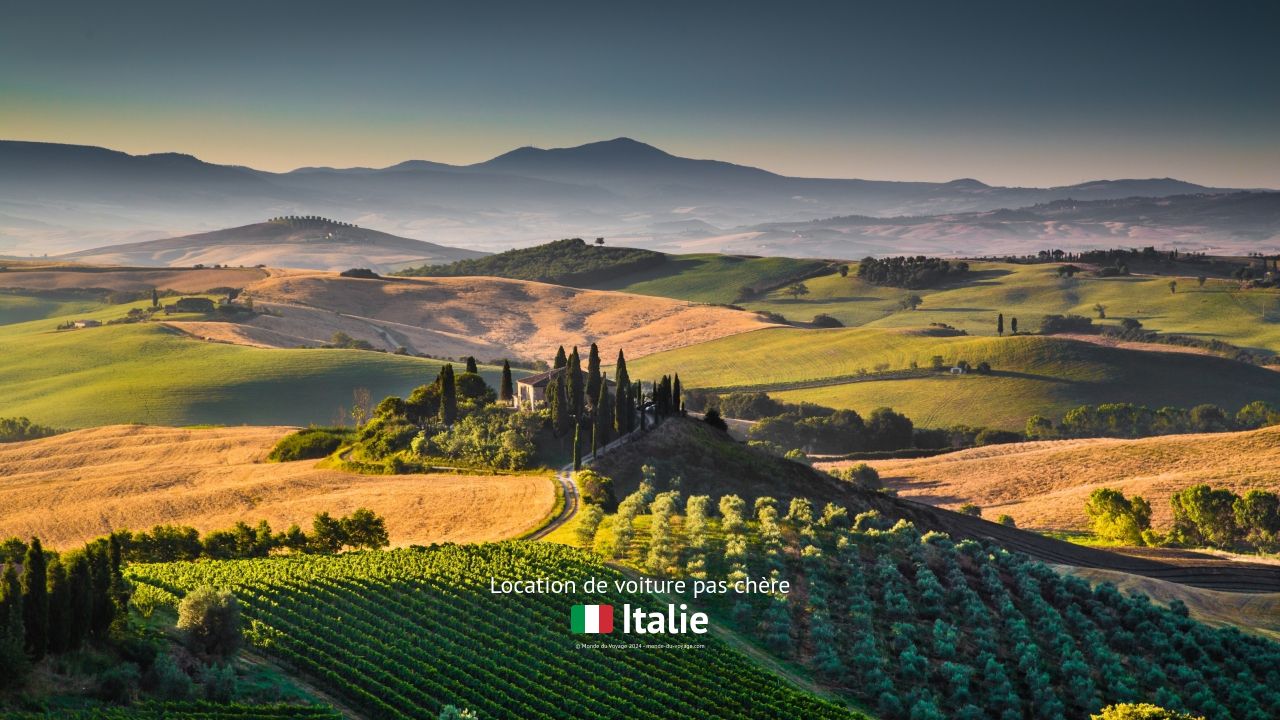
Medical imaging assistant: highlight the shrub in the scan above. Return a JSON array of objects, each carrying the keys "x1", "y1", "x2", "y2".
[
  {"x1": 1091, "y1": 704, "x2": 1204, "y2": 720},
  {"x1": 811, "y1": 313, "x2": 843, "y2": 328},
  {"x1": 702, "y1": 408, "x2": 729, "y2": 432},
  {"x1": 96, "y1": 662, "x2": 141, "y2": 703},
  {"x1": 146, "y1": 652, "x2": 193, "y2": 700},
  {"x1": 1039, "y1": 314, "x2": 1094, "y2": 334},
  {"x1": 199, "y1": 662, "x2": 238, "y2": 703},
  {"x1": 575, "y1": 470, "x2": 616, "y2": 510},
  {"x1": 957, "y1": 504, "x2": 982, "y2": 517},
  {"x1": 267, "y1": 427, "x2": 352, "y2": 462},
  {"x1": 839, "y1": 463, "x2": 882, "y2": 491},
  {"x1": 996, "y1": 514, "x2": 1016, "y2": 527},
  {"x1": 974, "y1": 428, "x2": 1022, "y2": 446},
  {"x1": 177, "y1": 586, "x2": 242, "y2": 659},
  {"x1": 1085, "y1": 488, "x2": 1152, "y2": 545}
]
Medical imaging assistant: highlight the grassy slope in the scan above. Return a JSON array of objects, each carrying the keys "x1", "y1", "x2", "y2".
[
  {"x1": 631, "y1": 328, "x2": 1280, "y2": 429},
  {"x1": 586, "y1": 253, "x2": 828, "y2": 304},
  {"x1": 0, "y1": 306, "x2": 501, "y2": 427},
  {"x1": 0, "y1": 294, "x2": 106, "y2": 324},
  {"x1": 746, "y1": 262, "x2": 1280, "y2": 352}
]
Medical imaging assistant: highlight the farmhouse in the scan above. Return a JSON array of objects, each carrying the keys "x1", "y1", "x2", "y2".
[
  {"x1": 514, "y1": 367, "x2": 615, "y2": 410},
  {"x1": 72, "y1": 319, "x2": 101, "y2": 328},
  {"x1": 167, "y1": 297, "x2": 216, "y2": 313}
]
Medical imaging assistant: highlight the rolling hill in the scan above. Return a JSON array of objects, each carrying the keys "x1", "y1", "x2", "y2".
[
  {"x1": 0, "y1": 425, "x2": 555, "y2": 548},
  {"x1": 60, "y1": 217, "x2": 486, "y2": 272},
  {"x1": 402, "y1": 237, "x2": 832, "y2": 305},
  {"x1": 630, "y1": 327, "x2": 1280, "y2": 429},
  {"x1": 0, "y1": 309, "x2": 496, "y2": 427},
  {"x1": 819, "y1": 424, "x2": 1280, "y2": 532},
  {"x1": 175, "y1": 270, "x2": 778, "y2": 363}
]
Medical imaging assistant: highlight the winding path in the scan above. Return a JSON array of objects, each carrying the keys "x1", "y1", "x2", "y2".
[{"x1": 525, "y1": 465, "x2": 578, "y2": 540}]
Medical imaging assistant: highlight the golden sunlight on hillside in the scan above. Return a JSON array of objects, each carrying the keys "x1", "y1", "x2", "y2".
[
  {"x1": 818, "y1": 426, "x2": 1280, "y2": 531},
  {"x1": 0, "y1": 425, "x2": 554, "y2": 548}
]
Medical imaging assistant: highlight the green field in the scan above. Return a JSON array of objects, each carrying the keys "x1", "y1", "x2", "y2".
[
  {"x1": 0, "y1": 293, "x2": 108, "y2": 325},
  {"x1": 587, "y1": 253, "x2": 829, "y2": 304},
  {"x1": 0, "y1": 310, "x2": 508, "y2": 428},
  {"x1": 127, "y1": 544, "x2": 862, "y2": 720},
  {"x1": 743, "y1": 262, "x2": 1280, "y2": 352},
  {"x1": 631, "y1": 328, "x2": 1280, "y2": 429}
]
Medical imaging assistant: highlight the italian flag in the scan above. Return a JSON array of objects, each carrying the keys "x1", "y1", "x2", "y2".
[{"x1": 571, "y1": 604, "x2": 614, "y2": 634}]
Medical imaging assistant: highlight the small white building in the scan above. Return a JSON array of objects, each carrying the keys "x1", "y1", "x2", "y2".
[{"x1": 73, "y1": 319, "x2": 102, "y2": 329}]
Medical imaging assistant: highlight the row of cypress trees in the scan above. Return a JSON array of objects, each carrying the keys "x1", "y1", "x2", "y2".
[
  {"x1": 544, "y1": 344, "x2": 651, "y2": 468},
  {"x1": 0, "y1": 535, "x2": 128, "y2": 685}
]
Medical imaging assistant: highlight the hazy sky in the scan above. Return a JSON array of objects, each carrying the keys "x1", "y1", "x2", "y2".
[{"x1": 2, "y1": 0, "x2": 1277, "y2": 187}]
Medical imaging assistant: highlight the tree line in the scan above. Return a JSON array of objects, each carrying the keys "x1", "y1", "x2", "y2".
[
  {"x1": 0, "y1": 535, "x2": 128, "y2": 686},
  {"x1": 856, "y1": 256, "x2": 970, "y2": 289},
  {"x1": 1027, "y1": 400, "x2": 1280, "y2": 440},
  {"x1": 1086, "y1": 485, "x2": 1280, "y2": 551}
]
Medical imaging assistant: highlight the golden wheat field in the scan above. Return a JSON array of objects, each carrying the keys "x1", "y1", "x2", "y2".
[
  {"x1": 0, "y1": 425, "x2": 555, "y2": 549},
  {"x1": 170, "y1": 270, "x2": 775, "y2": 362},
  {"x1": 817, "y1": 425, "x2": 1280, "y2": 531}
]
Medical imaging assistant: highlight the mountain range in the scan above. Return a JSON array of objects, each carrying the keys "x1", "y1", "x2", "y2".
[{"x1": 1, "y1": 137, "x2": 1274, "y2": 259}]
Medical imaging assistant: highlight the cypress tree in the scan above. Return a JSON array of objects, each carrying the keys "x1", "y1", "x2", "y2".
[
  {"x1": 594, "y1": 373, "x2": 612, "y2": 453},
  {"x1": 87, "y1": 543, "x2": 113, "y2": 639},
  {"x1": 673, "y1": 374, "x2": 682, "y2": 415},
  {"x1": 614, "y1": 350, "x2": 631, "y2": 435},
  {"x1": 567, "y1": 347, "x2": 585, "y2": 419},
  {"x1": 640, "y1": 379, "x2": 650, "y2": 427},
  {"x1": 1011, "y1": 317, "x2": 1018, "y2": 334},
  {"x1": 21, "y1": 538, "x2": 48, "y2": 660},
  {"x1": 499, "y1": 360, "x2": 514, "y2": 404},
  {"x1": 548, "y1": 374, "x2": 571, "y2": 436},
  {"x1": 438, "y1": 364, "x2": 457, "y2": 425},
  {"x1": 107, "y1": 534, "x2": 129, "y2": 624},
  {"x1": 151, "y1": 288, "x2": 159, "y2": 308},
  {"x1": 572, "y1": 420, "x2": 582, "y2": 471},
  {"x1": 0, "y1": 565, "x2": 26, "y2": 682},
  {"x1": 586, "y1": 343, "x2": 602, "y2": 410},
  {"x1": 997, "y1": 313, "x2": 1004, "y2": 336},
  {"x1": 45, "y1": 558, "x2": 70, "y2": 655},
  {"x1": 553, "y1": 346, "x2": 567, "y2": 369},
  {"x1": 66, "y1": 552, "x2": 91, "y2": 649},
  {"x1": 465, "y1": 356, "x2": 478, "y2": 374}
]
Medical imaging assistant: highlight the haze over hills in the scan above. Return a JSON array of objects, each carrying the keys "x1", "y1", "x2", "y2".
[
  {"x1": 1, "y1": 137, "x2": 1269, "y2": 259},
  {"x1": 59, "y1": 217, "x2": 486, "y2": 272},
  {"x1": 712, "y1": 191, "x2": 1280, "y2": 257}
]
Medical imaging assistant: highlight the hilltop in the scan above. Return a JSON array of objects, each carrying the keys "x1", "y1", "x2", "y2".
[
  {"x1": 823, "y1": 424, "x2": 1280, "y2": 531},
  {"x1": 59, "y1": 217, "x2": 486, "y2": 272},
  {"x1": 0, "y1": 425, "x2": 554, "y2": 548},
  {"x1": 401, "y1": 237, "x2": 832, "y2": 304}
]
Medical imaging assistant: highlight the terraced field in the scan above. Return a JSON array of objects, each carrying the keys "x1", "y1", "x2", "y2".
[{"x1": 631, "y1": 328, "x2": 1280, "y2": 429}]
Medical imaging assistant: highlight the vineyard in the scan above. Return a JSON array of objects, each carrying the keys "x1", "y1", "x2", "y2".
[
  {"x1": 5, "y1": 703, "x2": 342, "y2": 719},
  {"x1": 125, "y1": 544, "x2": 865, "y2": 720},
  {"x1": 587, "y1": 482, "x2": 1280, "y2": 720}
]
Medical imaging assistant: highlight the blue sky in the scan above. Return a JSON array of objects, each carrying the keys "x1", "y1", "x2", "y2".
[{"x1": 2, "y1": 0, "x2": 1276, "y2": 186}]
